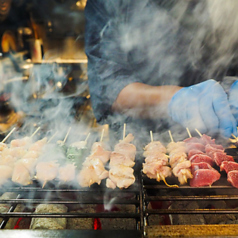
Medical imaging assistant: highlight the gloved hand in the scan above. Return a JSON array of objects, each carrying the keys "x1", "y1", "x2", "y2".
[
  {"x1": 168, "y1": 79, "x2": 237, "y2": 138},
  {"x1": 229, "y1": 80, "x2": 238, "y2": 124}
]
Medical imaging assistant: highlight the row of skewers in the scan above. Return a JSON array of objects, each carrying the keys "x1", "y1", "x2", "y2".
[
  {"x1": 142, "y1": 128, "x2": 238, "y2": 188},
  {"x1": 0, "y1": 124, "x2": 137, "y2": 190}
]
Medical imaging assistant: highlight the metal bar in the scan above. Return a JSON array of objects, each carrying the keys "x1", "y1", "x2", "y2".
[
  {"x1": 0, "y1": 212, "x2": 140, "y2": 219},
  {"x1": 140, "y1": 176, "x2": 146, "y2": 238},
  {"x1": 0, "y1": 194, "x2": 21, "y2": 229},
  {"x1": 0, "y1": 199, "x2": 139, "y2": 205},
  {"x1": 1, "y1": 188, "x2": 140, "y2": 193},
  {"x1": 145, "y1": 195, "x2": 238, "y2": 201},
  {"x1": 143, "y1": 185, "x2": 234, "y2": 189},
  {"x1": 145, "y1": 209, "x2": 238, "y2": 215}
]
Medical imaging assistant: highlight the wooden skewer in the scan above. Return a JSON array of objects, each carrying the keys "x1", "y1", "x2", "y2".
[
  {"x1": 186, "y1": 127, "x2": 192, "y2": 138},
  {"x1": 195, "y1": 128, "x2": 202, "y2": 137},
  {"x1": 123, "y1": 123, "x2": 126, "y2": 140},
  {"x1": 231, "y1": 134, "x2": 238, "y2": 141},
  {"x1": 31, "y1": 127, "x2": 41, "y2": 138},
  {"x1": 42, "y1": 180, "x2": 47, "y2": 188},
  {"x1": 168, "y1": 130, "x2": 174, "y2": 143},
  {"x1": 85, "y1": 132, "x2": 91, "y2": 143},
  {"x1": 150, "y1": 131, "x2": 154, "y2": 142},
  {"x1": 63, "y1": 127, "x2": 71, "y2": 144},
  {"x1": 1, "y1": 127, "x2": 16, "y2": 143},
  {"x1": 100, "y1": 129, "x2": 104, "y2": 142},
  {"x1": 47, "y1": 131, "x2": 58, "y2": 144}
]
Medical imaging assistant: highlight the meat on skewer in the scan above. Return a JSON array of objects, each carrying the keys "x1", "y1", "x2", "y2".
[
  {"x1": 106, "y1": 133, "x2": 136, "y2": 189},
  {"x1": 143, "y1": 131, "x2": 177, "y2": 187},
  {"x1": 167, "y1": 138, "x2": 193, "y2": 185}
]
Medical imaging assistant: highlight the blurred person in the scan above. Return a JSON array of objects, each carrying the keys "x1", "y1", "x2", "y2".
[{"x1": 85, "y1": 0, "x2": 238, "y2": 139}]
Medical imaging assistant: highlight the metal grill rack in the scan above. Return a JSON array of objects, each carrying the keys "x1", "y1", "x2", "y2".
[
  {"x1": 141, "y1": 172, "x2": 238, "y2": 237},
  {"x1": 0, "y1": 180, "x2": 143, "y2": 238}
]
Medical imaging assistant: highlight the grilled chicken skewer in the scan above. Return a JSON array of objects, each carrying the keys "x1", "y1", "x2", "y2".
[
  {"x1": 143, "y1": 131, "x2": 177, "y2": 187},
  {"x1": 77, "y1": 130, "x2": 110, "y2": 187},
  {"x1": 167, "y1": 130, "x2": 193, "y2": 185},
  {"x1": 106, "y1": 124, "x2": 136, "y2": 189}
]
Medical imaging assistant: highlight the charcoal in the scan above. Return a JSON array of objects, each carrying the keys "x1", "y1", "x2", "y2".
[{"x1": 169, "y1": 201, "x2": 205, "y2": 225}]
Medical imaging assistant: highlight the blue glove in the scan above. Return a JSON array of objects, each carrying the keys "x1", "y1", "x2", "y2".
[
  {"x1": 229, "y1": 80, "x2": 238, "y2": 123},
  {"x1": 168, "y1": 79, "x2": 237, "y2": 138}
]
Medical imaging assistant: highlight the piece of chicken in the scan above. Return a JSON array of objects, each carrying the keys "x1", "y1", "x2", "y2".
[
  {"x1": 144, "y1": 141, "x2": 167, "y2": 154},
  {"x1": 58, "y1": 164, "x2": 76, "y2": 182},
  {"x1": 29, "y1": 137, "x2": 47, "y2": 152},
  {"x1": 1, "y1": 147, "x2": 27, "y2": 160},
  {"x1": 77, "y1": 157, "x2": 109, "y2": 187},
  {"x1": 114, "y1": 143, "x2": 136, "y2": 161},
  {"x1": 12, "y1": 163, "x2": 31, "y2": 186},
  {"x1": 0, "y1": 165, "x2": 13, "y2": 185},
  {"x1": 143, "y1": 160, "x2": 172, "y2": 180},
  {"x1": 108, "y1": 165, "x2": 135, "y2": 189},
  {"x1": 169, "y1": 152, "x2": 187, "y2": 168},
  {"x1": 109, "y1": 152, "x2": 135, "y2": 168},
  {"x1": 89, "y1": 144, "x2": 111, "y2": 164},
  {"x1": 0, "y1": 142, "x2": 7, "y2": 151},
  {"x1": 144, "y1": 153, "x2": 169, "y2": 165},
  {"x1": 0, "y1": 154, "x2": 17, "y2": 167},
  {"x1": 167, "y1": 141, "x2": 185, "y2": 153},
  {"x1": 16, "y1": 158, "x2": 38, "y2": 175},
  {"x1": 10, "y1": 137, "x2": 32, "y2": 148},
  {"x1": 35, "y1": 161, "x2": 59, "y2": 182},
  {"x1": 172, "y1": 160, "x2": 193, "y2": 185}
]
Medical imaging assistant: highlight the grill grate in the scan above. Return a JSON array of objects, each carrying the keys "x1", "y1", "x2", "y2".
[{"x1": 0, "y1": 180, "x2": 143, "y2": 235}]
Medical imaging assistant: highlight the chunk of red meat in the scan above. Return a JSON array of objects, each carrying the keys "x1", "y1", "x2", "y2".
[
  {"x1": 189, "y1": 154, "x2": 214, "y2": 166},
  {"x1": 184, "y1": 137, "x2": 201, "y2": 144},
  {"x1": 186, "y1": 143, "x2": 205, "y2": 152},
  {"x1": 213, "y1": 152, "x2": 234, "y2": 166},
  {"x1": 208, "y1": 144, "x2": 224, "y2": 150},
  {"x1": 190, "y1": 169, "x2": 220, "y2": 187},
  {"x1": 188, "y1": 150, "x2": 204, "y2": 159},
  {"x1": 191, "y1": 162, "x2": 215, "y2": 173},
  {"x1": 205, "y1": 144, "x2": 224, "y2": 159},
  {"x1": 220, "y1": 161, "x2": 238, "y2": 173},
  {"x1": 227, "y1": 171, "x2": 238, "y2": 188},
  {"x1": 200, "y1": 134, "x2": 216, "y2": 145}
]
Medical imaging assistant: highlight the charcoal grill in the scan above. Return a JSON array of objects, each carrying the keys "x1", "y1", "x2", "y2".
[
  {"x1": 0, "y1": 179, "x2": 143, "y2": 238},
  {"x1": 142, "y1": 171, "x2": 238, "y2": 237}
]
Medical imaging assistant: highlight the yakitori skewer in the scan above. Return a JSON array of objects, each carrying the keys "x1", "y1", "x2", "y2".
[
  {"x1": 42, "y1": 128, "x2": 71, "y2": 188},
  {"x1": 168, "y1": 130, "x2": 191, "y2": 185},
  {"x1": 149, "y1": 131, "x2": 178, "y2": 188}
]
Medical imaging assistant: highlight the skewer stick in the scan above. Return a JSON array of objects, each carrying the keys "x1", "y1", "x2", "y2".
[
  {"x1": 168, "y1": 130, "x2": 174, "y2": 143},
  {"x1": 123, "y1": 123, "x2": 126, "y2": 140},
  {"x1": 31, "y1": 127, "x2": 41, "y2": 138},
  {"x1": 85, "y1": 132, "x2": 91, "y2": 143},
  {"x1": 150, "y1": 131, "x2": 153, "y2": 142},
  {"x1": 195, "y1": 128, "x2": 202, "y2": 137},
  {"x1": 100, "y1": 129, "x2": 104, "y2": 142},
  {"x1": 47, "y1": 131, "x2": 58, "y2": 144},
  {"x1": 231, "y1": 134, "x2": 238, "y2": 141},
  {"x1": 1, "y1": 127, "x2": 16, "y2": 143},
  {"x1": 186, "y1": 127, "x2": 192, "y2": 138},
  {"x1": 42, "y1": 180, "x2": 47, "y2": 189},
  {"x1": 63, "y1": 127, "x2": 71, "y2": 144}
]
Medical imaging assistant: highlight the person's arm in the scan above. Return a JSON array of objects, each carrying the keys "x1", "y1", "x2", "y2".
[
  {"x1": 85, "y1": 0, "x2": 144, "y2": 123},
  {"x1": 112, "y1": 82, "x2": 182, "y2": 119}
]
